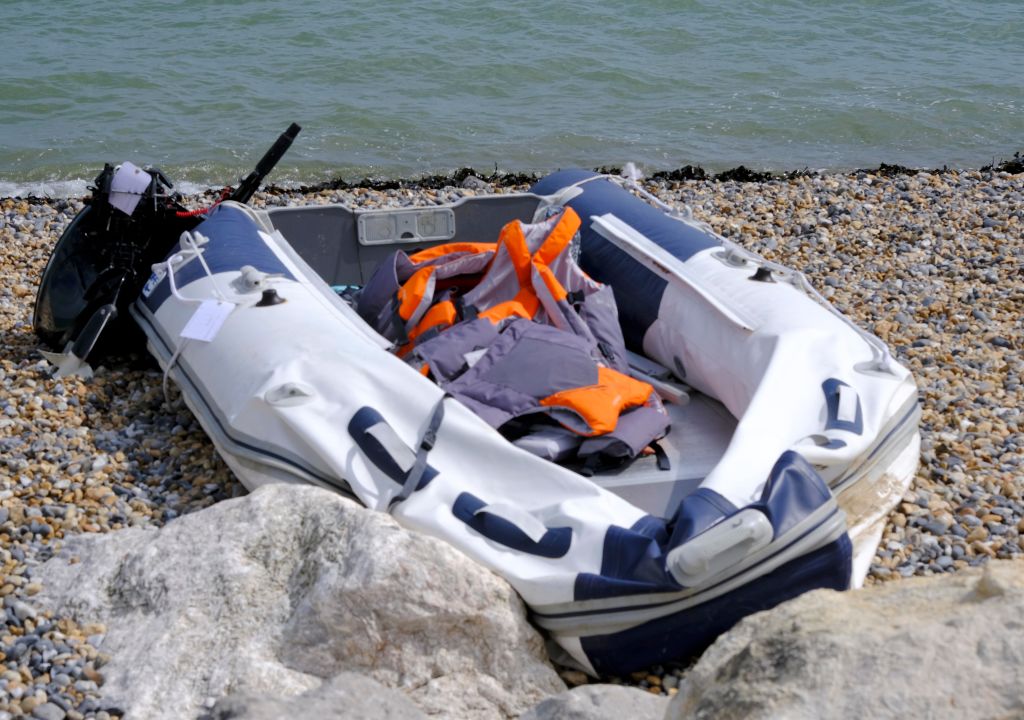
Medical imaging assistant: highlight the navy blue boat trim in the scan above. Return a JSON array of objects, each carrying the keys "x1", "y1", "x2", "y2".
[
  {"x1": 829, "y1": 397, "x2": 919, "y2": 490},
  {"x1": 666, "y1": 487, "x2": 738, "y2": 549},
  {"x1": 823, "y1": 378, "x2": 864, "y2": 435},
  {"x1": 453, "y1": 492, "x2": 572, "y2": 558},
  {"x1": 533, "y1": 171, "x2": 719, "y2": 264},
  {"x1": 143, "y1": 205, "x2": 295, "y2": 313},
  {"x1": 755, "y1": 450, "x2": 833, "y2": 539},
  {"x1": 570, "y1": 450, "x2": 835, "y2": 604},
  {"x1": 580, "y1": 515, "x2": 675, "y2": 600},
  {"x1": 544, "y1": 503, "x2": 844, "y2": 621},
  {"x1": 578, "y1": 532, "x2": 852, "y2": 675},
  {"x1": 531, "y1": 170, "x2": 719, "y2": 350},
  {"x1": 348, "y1": 407, "x2": 439, "y2": 498}
]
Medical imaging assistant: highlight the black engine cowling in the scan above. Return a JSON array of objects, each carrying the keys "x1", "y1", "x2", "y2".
[
  {"x1": 32, "y1": 122, "x2": 301, "y2": 365},
  {"x1": 33, "y1": 164, "x2": 201, "y2": 361}
]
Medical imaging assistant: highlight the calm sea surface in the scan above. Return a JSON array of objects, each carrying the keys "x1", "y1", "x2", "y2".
[{"x1": 2, "y1": 0, "x2": 1022, "y2": 195}]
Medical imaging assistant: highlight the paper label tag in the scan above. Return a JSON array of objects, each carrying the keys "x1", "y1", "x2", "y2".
[{"x1": 180, "y1": 300, "x2": 234, "y2": 342}]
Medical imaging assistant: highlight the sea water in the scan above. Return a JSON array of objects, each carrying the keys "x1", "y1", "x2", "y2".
[{"x1": 1, "y1": 0, "x2": 1021, "y2": 195}]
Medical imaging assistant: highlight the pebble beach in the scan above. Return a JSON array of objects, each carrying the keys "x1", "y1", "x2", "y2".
[{"x1": 1, "y1": 165, "x2": 1022, "y2": 717}]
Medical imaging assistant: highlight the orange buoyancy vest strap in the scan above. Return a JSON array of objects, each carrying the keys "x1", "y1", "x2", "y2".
[
  {"x1": 410, "y1": 301, "x2": 457, "y2": 341},
  {"x1": 534, "y1": 264, "x2": 568, "y2": 302},
  {"x1": 478, "y1": 208, "x2": 581, "y2": 324},
  {"x1": 409, "y1": 242, "x2": 496, "y2": 263},
  {"x1": 399, "y1": 299, "x2": 460, "y2": 358},
  {"x1": 397, "y1": 242, "x2": 496, "y2": 324},
  {"x1": 398, "y1": 209, "x2": 580, "y2": 338},
  {"x1": 534, "y1": 207, "x2": 581, "y2": 266},
  {"x1": 397, "y1": 300, "x2": 459, "y2": 358},
  {"x1": 397, "y1": 265, "x2": 436, "y2": 321},
  {"x1": 498, "y1": 206, "x2": 580, "y2": 284},
  {"x1": 539, "y1": 366, "x2": 656, "y2": 436},
  {"x1": 477, "y1": 295, "x2": 539, "y2": 324}
]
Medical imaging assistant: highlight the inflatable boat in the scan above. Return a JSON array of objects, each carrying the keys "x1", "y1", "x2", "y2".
[{"x1": 34, "y1": 130, "x2": 920, "y2": 675}]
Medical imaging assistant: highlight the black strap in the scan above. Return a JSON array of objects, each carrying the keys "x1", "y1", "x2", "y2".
[
  {"x1": 651, "y1": 440, "x2": 671, "y2": 471},
  {"x1": 391, "y1": 394, "x2": 448, "y2": 507},
  {"x1": 579, "y1": 452, "x2": 619, "y2": 477},
  {"x1": 597, "y1": 341, "x2": 617, "y2": 366},
  {"x1": 414, "y1": 324, "x2": 443, "y2": 346},
  {"x1": 454, "y1": 295, "x2": 478, "y2": 322},
  {"x1": 390, "y1": 305, "x2": 410, "y2": 345}
]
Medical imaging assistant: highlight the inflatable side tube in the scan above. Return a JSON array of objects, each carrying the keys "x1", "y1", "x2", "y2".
[{"x1": 531, "y1": 170, "x2": 719, "y2": 348}]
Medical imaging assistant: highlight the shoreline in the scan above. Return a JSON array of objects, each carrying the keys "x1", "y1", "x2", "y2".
[
  {"x1": 2, "y1": 151, "x2": 1022, "y2": 201},
  {"x1": 291, "y1": 155, "x2": 1024, "y2": 193}
]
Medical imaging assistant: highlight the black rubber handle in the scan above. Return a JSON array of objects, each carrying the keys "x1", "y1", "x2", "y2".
[{"x1": 229, "y1": 123, "x2": 302, "y2": 204}]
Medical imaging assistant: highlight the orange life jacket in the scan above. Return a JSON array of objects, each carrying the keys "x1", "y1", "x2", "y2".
[{"x1": 357, "y1": 208, "x2": 669, "y2": 466}]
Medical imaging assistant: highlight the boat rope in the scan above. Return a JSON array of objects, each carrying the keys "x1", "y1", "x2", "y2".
[
  {"x1": 175, "y1": 187, "x2": 233, "y2": 218},
  {"x1": 616, "y1": 163, "x2": 717, "y2": 235},
  {"x1": 158, "y1": 231, "x2": 236, "y2": 405},
  {"x1": 181, "y1": 231, "x2": 230, "y2": 302},
  {"x1": 610, "y1": 168, "x2": 895, "y2": 373},
  {"x1": 161, "y1": 342, "x2": 189, "y2": 407},
  {"x1": 531, "y1": 174, "x2": 607, "y2": 222}
]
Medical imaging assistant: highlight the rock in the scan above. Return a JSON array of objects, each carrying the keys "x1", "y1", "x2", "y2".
[
  {"x1": 666, "y1": 560, "x2": 1024, "y2": 720},
  {"x1": 558, "y1": 669, "x2": 590, "y2": 687},
  {"x1": 460, "y1": 175, "x2": 489, "y2": 190},
  {"x1": 31, "y1": 703, "x2": 66, "y2": 720},
  {"x1": 519, "y1": 685, "x2": 670, "y2": 720},
  {"x1": 36, "y1": 484, "x2": 564, "y2": 720},
  {"x1": 202, "y1": 672, "x2": 426, "y2": 720}
]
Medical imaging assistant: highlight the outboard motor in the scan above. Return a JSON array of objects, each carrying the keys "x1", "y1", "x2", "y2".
[{"x1": 33, "y1": 123, "x2": 301, "y2": 372}]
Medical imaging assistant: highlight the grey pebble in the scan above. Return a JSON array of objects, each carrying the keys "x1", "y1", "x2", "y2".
[
  {"x1": 31, "y1": 702, "x2": 66, "y2": 720},
  {"x1": 73, "y1": 679, "x2": 98, "y2": 693},
  {"x1": 12, "y1": 600, "x2": 37, "y2": 620},
  {"x1": 918, "y1": 519, "x2": 948, "y2": 535}
]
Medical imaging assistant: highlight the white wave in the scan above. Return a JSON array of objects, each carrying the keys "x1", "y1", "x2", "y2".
[
  {"x1": 0, "y1": 178, "x2": 92, "y2": 199},
  {"x1": 173, "y1": 181, "x2": 219, "y2": 196},
  {"x1": 0, "y1": 177, "x2": 220, "y2": 200}
]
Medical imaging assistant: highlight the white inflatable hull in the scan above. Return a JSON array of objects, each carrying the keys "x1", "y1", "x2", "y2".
[{"x1": 130, "y1": 172, "x2": 919, "y2": 674}]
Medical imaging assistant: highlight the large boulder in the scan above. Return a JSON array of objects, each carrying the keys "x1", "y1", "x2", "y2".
[
  {"x1": 666, "y1": 559, "x2": 1024, "y2": 720},
  {"x1": 36, "y1": 484, "x2": 565, "y2": 719},
  {"x1": 519, "y1": 684, "x2": 669, "y2": 720},
  {"x1": 202, "y1": 672, "x2": 427, "y2": 720}
]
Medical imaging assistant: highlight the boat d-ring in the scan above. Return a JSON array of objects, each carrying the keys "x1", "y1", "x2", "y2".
[{"x1": 264, "y1": 381, "x2": 316, "y2": 407}]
